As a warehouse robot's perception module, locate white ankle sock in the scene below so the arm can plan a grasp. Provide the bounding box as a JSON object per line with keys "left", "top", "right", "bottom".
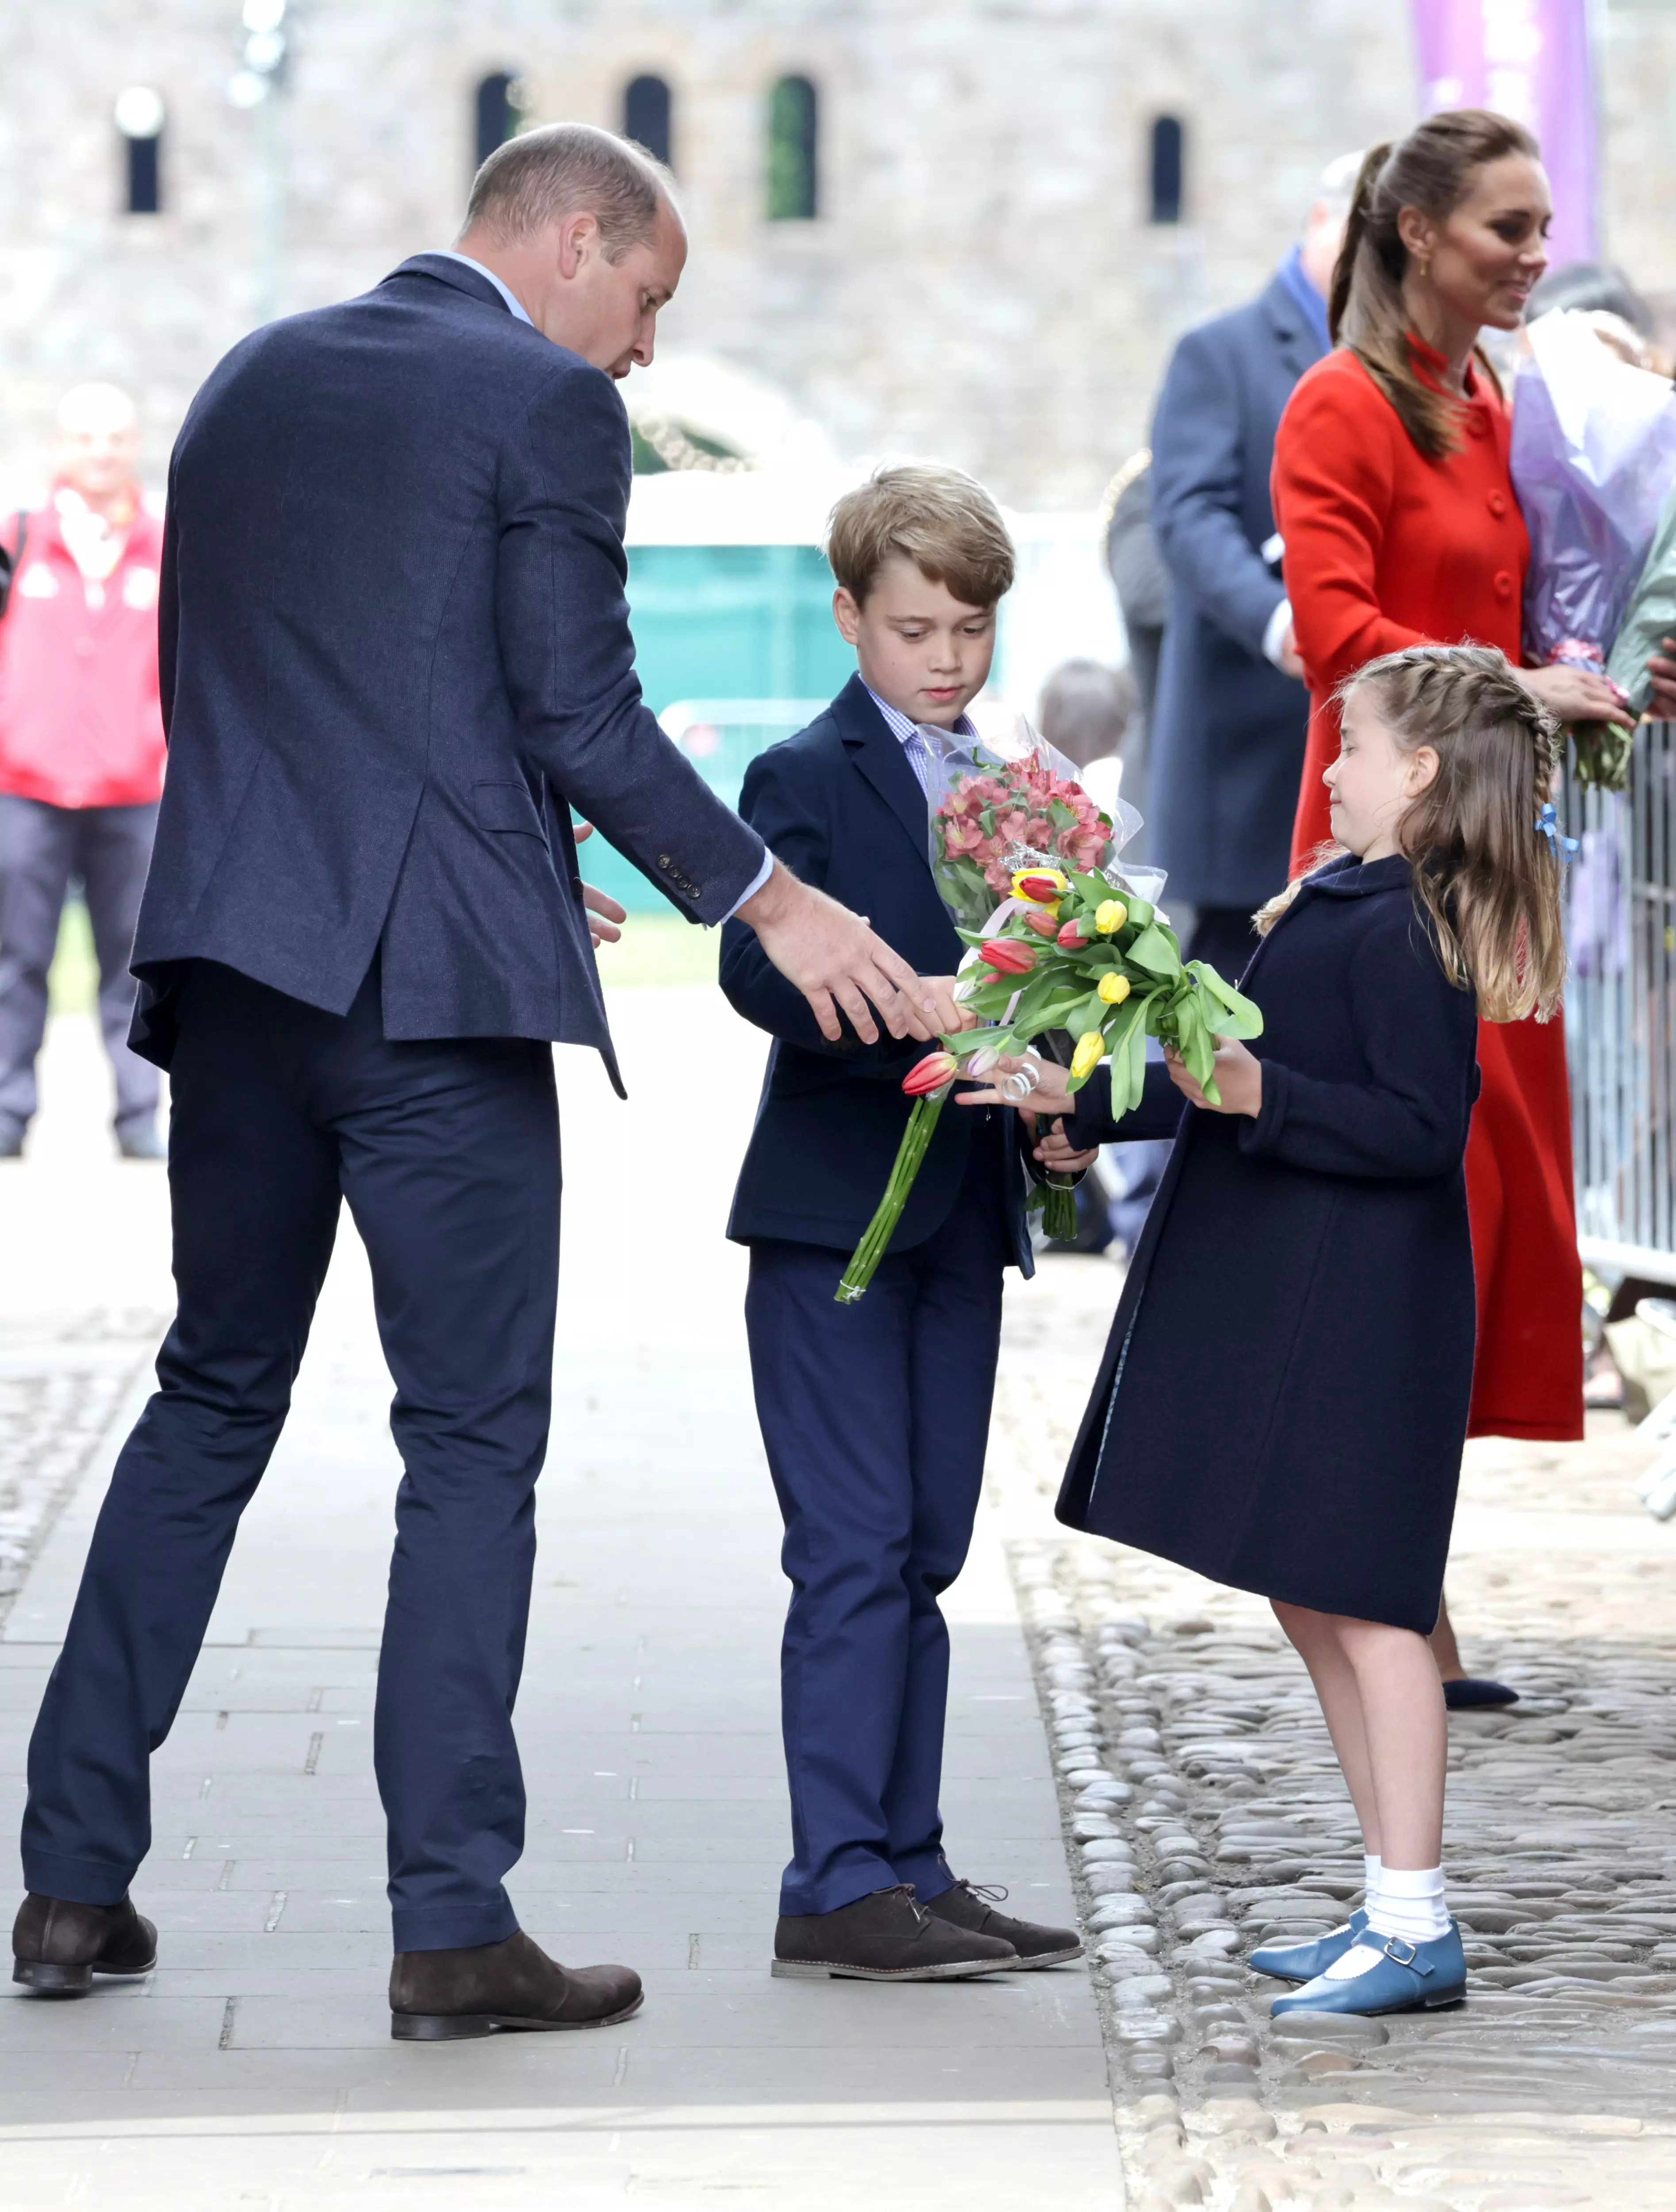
{"left": 1362, "top": 1852, "right": 1382, "bottom": 1903}
{"left": 1366, "top": 1864, "right": 1448, "bottom": 1945}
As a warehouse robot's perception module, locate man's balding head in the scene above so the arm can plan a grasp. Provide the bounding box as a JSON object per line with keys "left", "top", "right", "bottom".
{"left": 460, "top": 121, "right": 679, "bottom": 263}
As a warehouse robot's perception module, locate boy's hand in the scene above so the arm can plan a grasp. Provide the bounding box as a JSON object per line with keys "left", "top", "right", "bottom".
{"left": 736, "top": 859, "right": 940, "bottom": 1045}
{"left": 921, "top": 975, "right": 978, "bottom": 1036}
{"left": 1028, "top": 1114, "right": 1099, "bottom": 1175}
{"left": 955, "top": 1051, "right": 1077, "bottom": 1121}
{"left": 1166, "top": 1037, "right": 1262, "bottom": 1116}
{"left": 574, "top": 823, "right": 628, "bottom": 946}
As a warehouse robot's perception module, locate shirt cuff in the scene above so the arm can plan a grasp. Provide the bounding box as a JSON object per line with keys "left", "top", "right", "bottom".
{"left": 1261, "top": 597, "right": 1294, "bottom": 671}
{"left": 718, "top": 847, "right": 776, "bottom": 924}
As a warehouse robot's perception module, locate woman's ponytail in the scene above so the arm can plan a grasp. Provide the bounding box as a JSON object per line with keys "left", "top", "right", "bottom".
{"left": 1327, "top": 142, "right": 1389, "bottom": 346}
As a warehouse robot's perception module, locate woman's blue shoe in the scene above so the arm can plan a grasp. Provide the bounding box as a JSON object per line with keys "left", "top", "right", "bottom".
{"left": 1270, "top": 1923, "right": 1466, "bottom": 2017}
{"left": 1248, "top": 1909, "right": 1369, "bottom": 1983}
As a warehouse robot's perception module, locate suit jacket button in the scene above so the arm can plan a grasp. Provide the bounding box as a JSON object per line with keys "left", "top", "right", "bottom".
{"left": 658, "top": 853, "right": 671, "bottom": 871}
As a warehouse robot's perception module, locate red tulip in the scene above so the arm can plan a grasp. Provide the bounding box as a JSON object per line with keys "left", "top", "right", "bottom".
{"left": 1022, "top": 906, "right": 1060, "bottom": 937}
{"left": 979, "top": 937, "right": 1037, "bottom": 974}
{"left": 1014, "top": 870, "right": 1064, "bottom": 904}
{"left": 901, "top": 1051, "right": 959, "bottom": 1096}
{"left": 1057, "top": 918, "right": 1090, "bottom": 949}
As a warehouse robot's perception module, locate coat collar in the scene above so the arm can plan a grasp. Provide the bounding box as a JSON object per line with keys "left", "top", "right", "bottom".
{"left": 832, "top": 672, "right": 933, "bottom": 867}
{"left": 382, "top": 253, "right": 521, "bottom": 316}
{"left": 1298, "top": 851, "right": 1414, "bottom": 899}
{"left": 1256, "top": 270, "right": 1326, "bottom": 385}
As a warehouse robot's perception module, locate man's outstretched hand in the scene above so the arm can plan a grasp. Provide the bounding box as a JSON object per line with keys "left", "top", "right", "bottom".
{"left": 736, "top": 859, "right": 943, "bottom": 1045}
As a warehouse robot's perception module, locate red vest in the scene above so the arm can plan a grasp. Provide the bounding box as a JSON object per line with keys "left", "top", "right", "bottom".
{"left": 0, "top": 492, "right": 166, "bottom": 810}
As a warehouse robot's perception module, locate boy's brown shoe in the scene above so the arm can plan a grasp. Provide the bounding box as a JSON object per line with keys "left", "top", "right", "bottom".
{"left": 12, "top": 1893, "right": 158, "bottom": 1994}
{"left": 389, "top": 1929, "right": 643, "bottom": 2041}
{"left": 773, "top": 1882, "right": 1018, "bottom": 1980}
{"left": 924, "top": 1879, "right": 1084, "bottom": 1967}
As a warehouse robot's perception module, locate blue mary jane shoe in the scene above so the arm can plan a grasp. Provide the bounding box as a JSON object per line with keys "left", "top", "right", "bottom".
{"left": 1270, "top": 1923, "right": 1466, "bottom": 2018}
{"left": 1249, "top": 1909, "right": 1368, "bottom": 1984}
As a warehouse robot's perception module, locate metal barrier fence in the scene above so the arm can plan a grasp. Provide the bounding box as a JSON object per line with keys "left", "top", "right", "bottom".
{"left": 1561, "top": 720, "right": 1676, "bottom": 1288}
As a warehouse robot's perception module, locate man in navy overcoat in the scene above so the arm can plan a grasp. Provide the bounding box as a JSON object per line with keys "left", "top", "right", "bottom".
{"left": 11, "top": 125, "right": 936, "bottom": 2040}
{"left": 1147, "top": 163, "right": 1353, "bottom": 983}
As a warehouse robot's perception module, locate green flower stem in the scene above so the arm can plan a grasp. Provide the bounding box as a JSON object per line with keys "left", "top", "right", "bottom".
{"left": 835, "top": 1086, "right": 950, "bottom": 1304}
{"left": 1040, "top": 1174, "right": 1078, "bottom": 1242}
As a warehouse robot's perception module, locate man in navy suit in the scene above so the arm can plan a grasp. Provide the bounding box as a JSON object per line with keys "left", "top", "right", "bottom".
{"left": 1147, "top": 157, "right": 1357, "bottom": 983}
{"left": 722, "top": 467, "right": 1084, "bottom": 1984}
{"left": 12, "top": 124, "right": 939, "bottom": 2040}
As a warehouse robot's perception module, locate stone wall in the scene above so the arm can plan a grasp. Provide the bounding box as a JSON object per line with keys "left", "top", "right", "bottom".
{"left": 0, "top": 1, "right": 1668, "bottom": 509}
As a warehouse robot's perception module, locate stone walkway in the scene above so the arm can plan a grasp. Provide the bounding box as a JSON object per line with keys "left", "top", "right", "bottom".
{"left": 0, "top": 1009, "right": 1116, "bottom": 2211}
{"left": 989, "top": 1259, "right": 1676, "bottom": 2212}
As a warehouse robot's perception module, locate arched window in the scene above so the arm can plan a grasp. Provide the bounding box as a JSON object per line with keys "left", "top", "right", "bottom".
{"left": 1149, "top": 115, "right": 1185, "bottom": 225}
{"left": 767, "top": 75, "right": 818, "bottom": 221}
{"left": 475, "top": 71, "right": 525, "bottom": 172}
{"left": 624, "top": 74, "right": 672, "bottom": 169}
{"left": 114, "top": 86, "right": 165, "bottom": 216}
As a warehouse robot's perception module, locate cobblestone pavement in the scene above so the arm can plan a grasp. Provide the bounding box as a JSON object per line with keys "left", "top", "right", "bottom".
{"left": 0, "top": 1315, "right": 164, "bottom": 1622}
{"left": 987, "top": 1254, "right": 1676, "bottom": 2212}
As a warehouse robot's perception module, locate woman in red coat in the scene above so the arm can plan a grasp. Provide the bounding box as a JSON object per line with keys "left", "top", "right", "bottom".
{"left": 1272, "top": 112, "right": 1666, "bottom": 1479}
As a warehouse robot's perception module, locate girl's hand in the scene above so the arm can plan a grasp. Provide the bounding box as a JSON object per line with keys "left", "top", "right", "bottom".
{"left": 920, "top": 975, "right": 979, "bottom": 1036}
{"left": 954, "top": 1051, "right": 1078, "bottom": 1121}
{"left": 572, "top": 825, "right": 629, "bottom": 947}
{"left": 1517, "top": 664, "right": 1634, "bottom": 729}
{"left": 1031, "top": 1116, "right": 1099, "bottom": 1175}
{"left": 1166, "top": 1037, "right": 1263, "bottom": 1117}
{"left": 1646, "top": 637, "right": 1676, "bottom": 722}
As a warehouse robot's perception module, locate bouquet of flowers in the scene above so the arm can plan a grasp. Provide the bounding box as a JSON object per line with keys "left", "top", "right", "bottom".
{"left": 835, "top": 718, "right": 1261, "bottom": 1304}
{"left": 1511, "top": 309, "right": 1676, "bottom": 788}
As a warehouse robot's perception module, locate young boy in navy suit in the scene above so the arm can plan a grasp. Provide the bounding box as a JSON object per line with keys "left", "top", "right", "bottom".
{"left": 720, "top": 466, "right": 1086, "bottom": 1982}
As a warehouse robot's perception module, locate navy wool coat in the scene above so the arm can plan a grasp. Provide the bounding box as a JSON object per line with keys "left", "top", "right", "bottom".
{"left": 721, "top": 676, "right": 1036, "bottom": 1269}
{"left": 131, "top": 254, "right": 764, "bottom": 1092}
{"left": 1056, "top": 855, "right": 1480, "bottom": 1632}
{"left": 1147, "top": 273, "right": 1321, "bottom": 911}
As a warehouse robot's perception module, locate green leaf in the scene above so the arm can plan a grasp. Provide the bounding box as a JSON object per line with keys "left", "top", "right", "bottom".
{"left": 1125, "top": 923, "right": 1182, "bottom": 978}
{"left": 1186, "top": 961, "right": 1265, "bottom": 1039}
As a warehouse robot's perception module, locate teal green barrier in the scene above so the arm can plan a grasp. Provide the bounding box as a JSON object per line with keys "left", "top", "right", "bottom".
{"left": 580, "top": 543, "right": 857, "bottom": 911}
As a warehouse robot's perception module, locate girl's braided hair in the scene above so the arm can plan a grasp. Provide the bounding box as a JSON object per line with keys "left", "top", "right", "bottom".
{"left": 1258, "top": 645, "right": 1568, "bottom": 1023}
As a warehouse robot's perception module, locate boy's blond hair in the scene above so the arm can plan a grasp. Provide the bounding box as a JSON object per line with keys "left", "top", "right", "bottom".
{"left": 825, "top": 464, "right": 1015, "bottom": 609}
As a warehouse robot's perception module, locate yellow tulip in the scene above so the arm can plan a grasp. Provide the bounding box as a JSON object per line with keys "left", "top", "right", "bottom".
{"left": 1070, "top": 1031, "right": 1105, "bottom": 1080}
{"left": 1094, "top": 899, "right": 1128, "bottom": 935}
{"left": 1097, "top": 972, "right": 1131, "bottom": 1005}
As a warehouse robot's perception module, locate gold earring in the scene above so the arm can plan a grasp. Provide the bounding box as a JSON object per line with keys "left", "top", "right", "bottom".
{"left": 1418, "top": 256, "right": 1431, "bottom": 280}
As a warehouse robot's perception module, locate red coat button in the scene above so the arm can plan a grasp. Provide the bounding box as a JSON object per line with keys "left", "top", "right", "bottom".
{"left": 1494, "top": 569, "right": 1515, "bottom": 599}
{"left": 1465, "top": 412, "right": 1491, "bottom": 440}
{"left": 1487, "top": 489, "right": 1508, "bottom": 518}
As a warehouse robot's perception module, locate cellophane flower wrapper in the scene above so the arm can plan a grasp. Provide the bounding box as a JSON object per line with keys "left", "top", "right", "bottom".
{"left": 834, "top": 718, "right": 1262, "bottom": 1303}
{"left": 1512, "top": 310, "right": 1676, "bottom": 787}
{"left": 1607, "top": 480, "right": 1676, "bottom": 724}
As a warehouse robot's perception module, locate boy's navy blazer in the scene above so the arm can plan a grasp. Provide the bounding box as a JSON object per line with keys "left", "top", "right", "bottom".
{"left": 129, "top": 253, "right": 765, "bottom": 1092}
{"left": 721, "top": 675, "right": 1036, "bottom": 1270}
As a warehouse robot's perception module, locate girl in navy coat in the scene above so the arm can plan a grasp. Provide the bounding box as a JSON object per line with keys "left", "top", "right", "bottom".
{"left": 965, "top": 644, "right": 1569, "bottom": 2017}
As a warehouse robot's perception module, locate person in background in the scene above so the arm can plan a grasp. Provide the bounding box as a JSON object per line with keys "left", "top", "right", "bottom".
{"left": 1102, "top": 453, "right": 1167, "bottom": 856}
{"left": 0, "top": 384, "right": 165, "bottom": 1160}
{"left": 1147, "top": 154, "right": 1362, "bottom": 984}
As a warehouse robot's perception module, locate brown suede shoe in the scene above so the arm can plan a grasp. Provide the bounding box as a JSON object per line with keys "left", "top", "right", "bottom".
{"left": 12, "top": 1893, "right": 158, "bottom": 1995}
{"left": 773, "top": 1882, "right": 1018, "bottom": 1981}
{"left": 389, "top": 1929, "right": 643, "bottom": 2041}
{"left": 924, "top": 1879, "right": 1083, "bottom": 1967}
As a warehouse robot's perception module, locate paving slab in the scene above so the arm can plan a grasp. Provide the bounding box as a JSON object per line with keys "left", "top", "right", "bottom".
{"left": 0, "top": 1005, "right": 1120, "bottom": 2209}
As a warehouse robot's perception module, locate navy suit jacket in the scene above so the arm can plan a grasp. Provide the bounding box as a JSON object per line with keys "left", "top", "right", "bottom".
{"left": 720, "top": 676, "right": 1036, "bottom": 1270}
{"left": 1147, "top": 272, "right": 1321, "bottom": 911}
{"left": 131, "top": 253, "right": 764, "bottom": 1093}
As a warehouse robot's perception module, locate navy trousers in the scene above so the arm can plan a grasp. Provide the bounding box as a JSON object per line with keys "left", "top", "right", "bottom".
{"left": 744, "top": 1141, "right": 1008, "bottom": 1918}
{"left": 0, "top": 792, "right": 161, "bottom": 1138}
{"left": 22, "top": 959, "right": 560, "bottom": 1953}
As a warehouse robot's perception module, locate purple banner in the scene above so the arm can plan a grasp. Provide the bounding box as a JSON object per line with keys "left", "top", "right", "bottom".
{"left": 1410, "top": 0, "right": 1598, "bottom": 266}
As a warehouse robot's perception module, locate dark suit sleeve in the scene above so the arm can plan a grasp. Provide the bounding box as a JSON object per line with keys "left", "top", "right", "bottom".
{"left": 495, "top": 361, "right": 765, "bottom": 924}
{"left": 157, "top": 468, "right": 178, "bottom": 740}
{"left": 719, "top": 745, "right": 920, "bottom": 1075}
{"left": 1066, "top": 1059, "right": 1184, "bottom": 1148}
{"left": 1240, "top": 918, "right": 1477, "bottom": 1178}
{"left": 1150, "top": 324, "right": 1287, "bottom": 661}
